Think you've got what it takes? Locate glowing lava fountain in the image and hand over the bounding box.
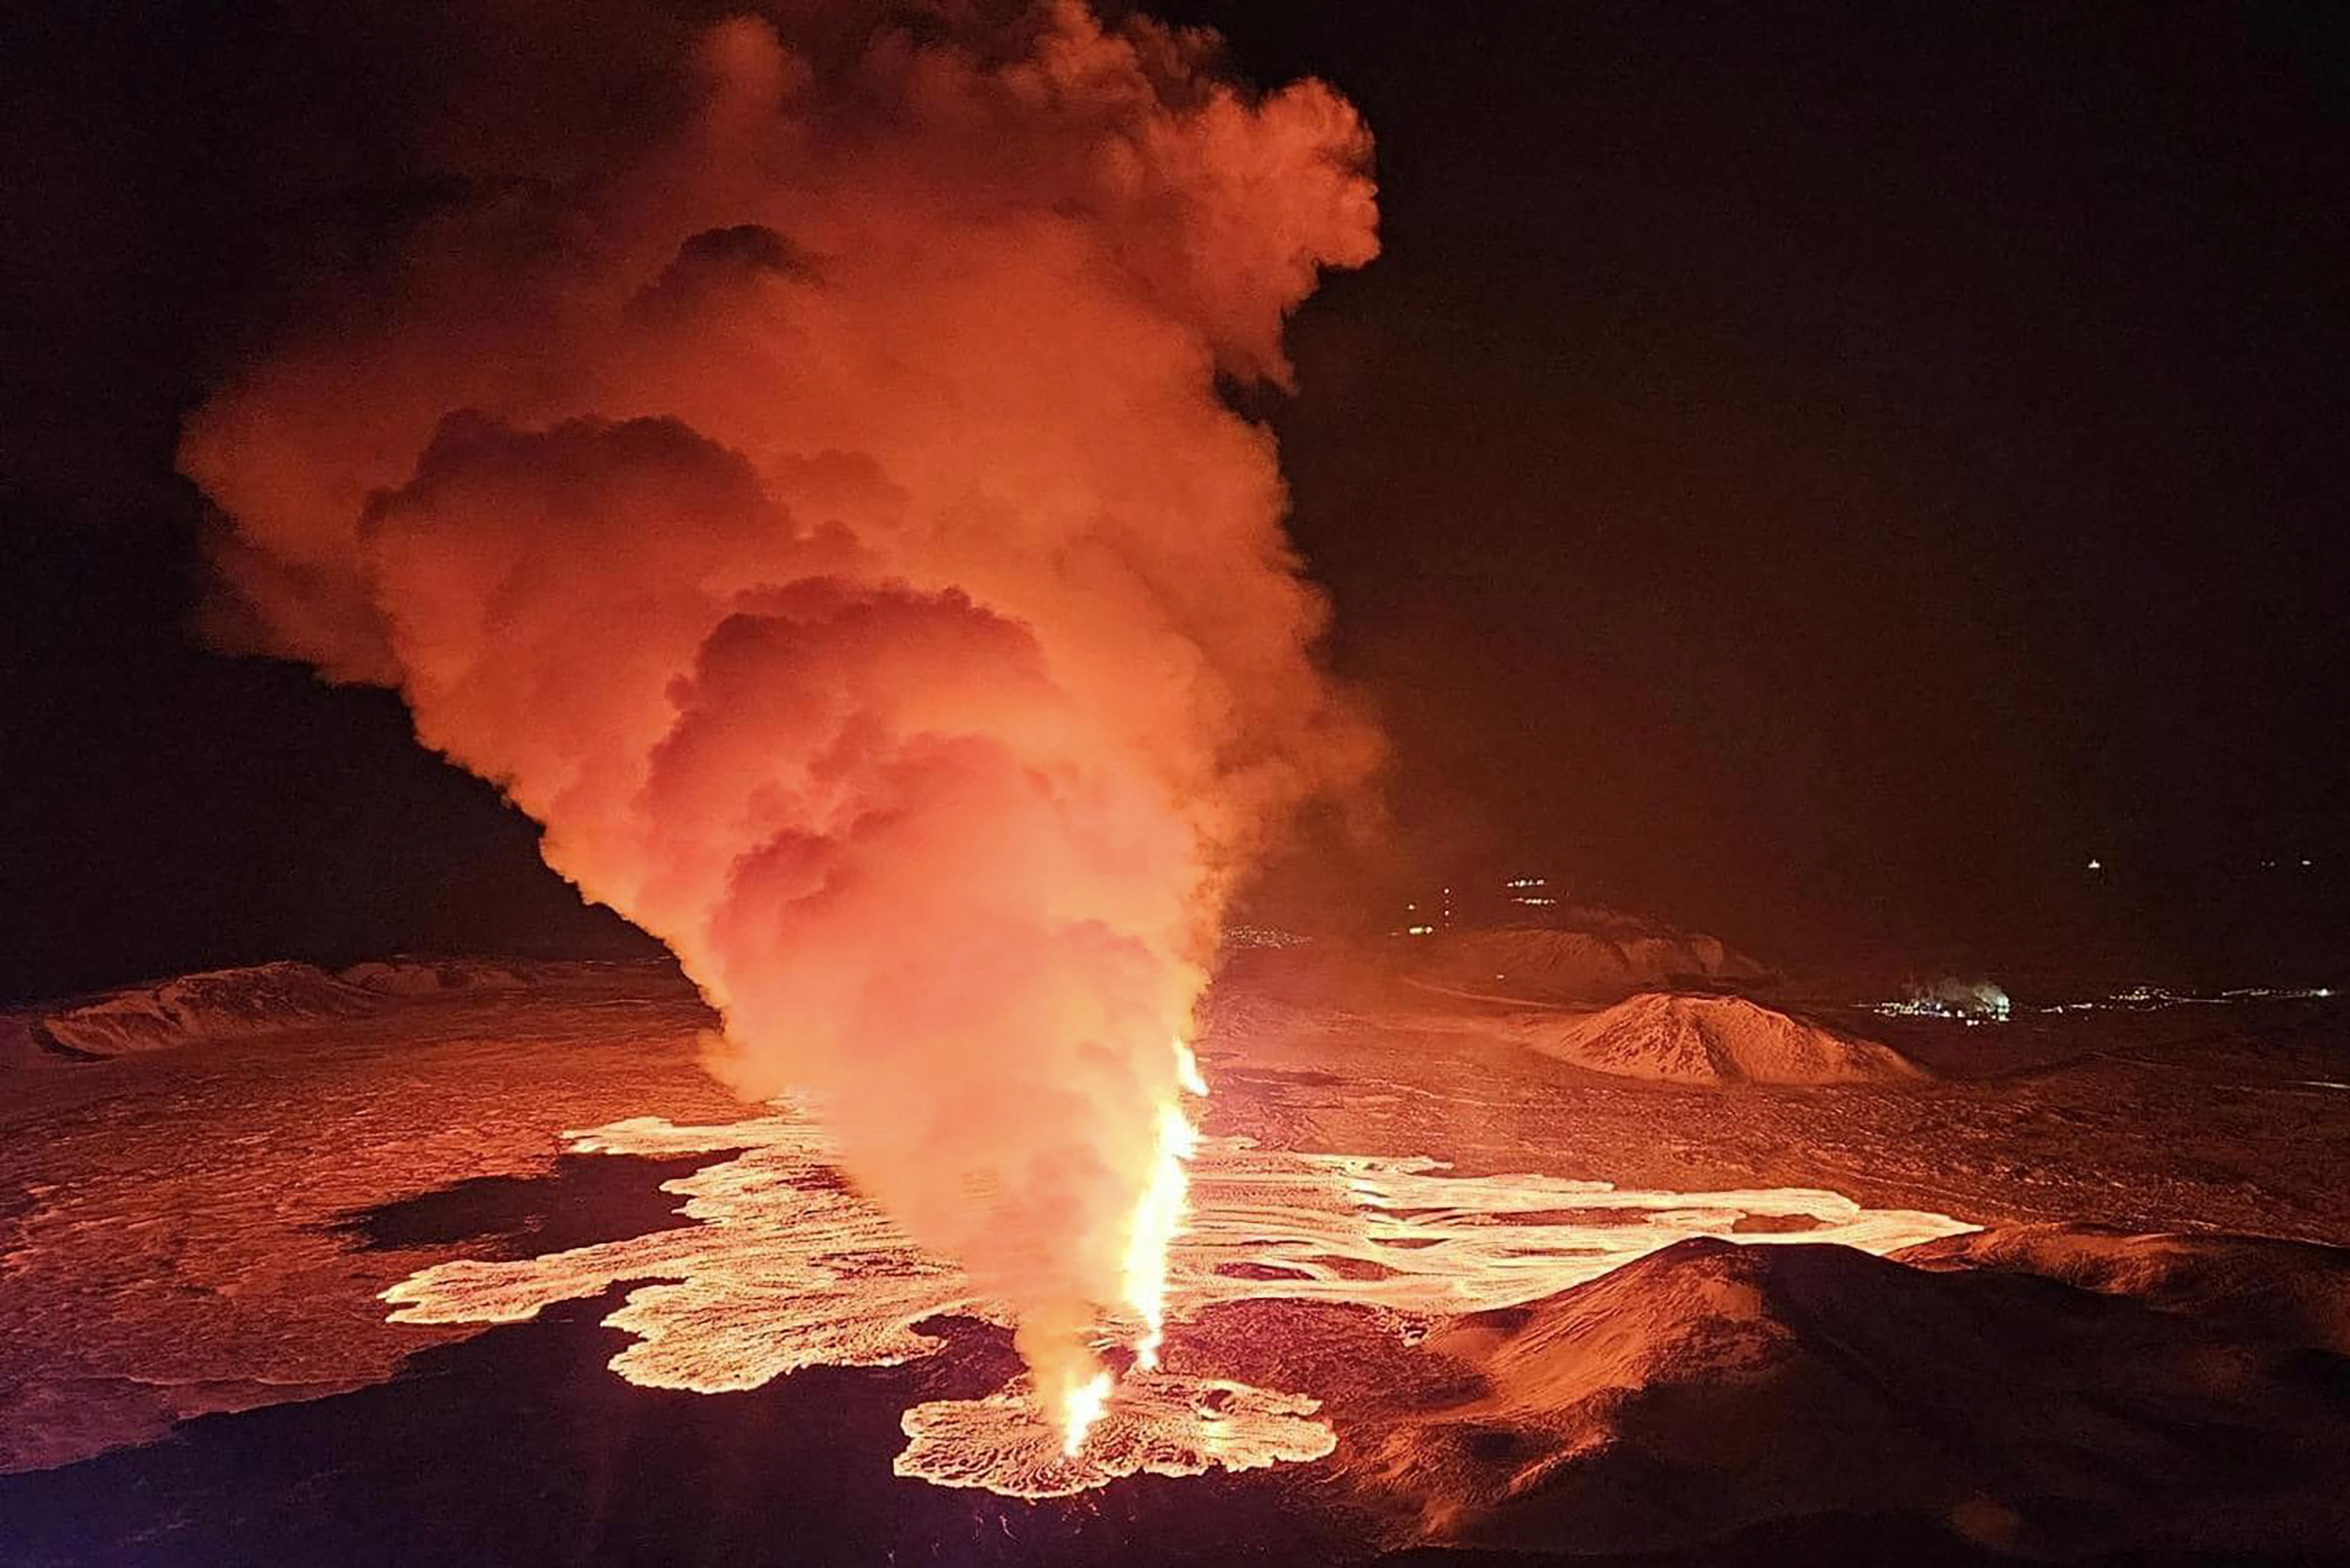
[1064,1037,1209,1450]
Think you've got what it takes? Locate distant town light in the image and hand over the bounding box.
[1225,924,1307,950]
[1873,980,2012,1026]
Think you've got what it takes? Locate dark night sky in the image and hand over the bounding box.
[6,2,2349,1000]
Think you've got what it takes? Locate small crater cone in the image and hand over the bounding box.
[1524,993,1927,1085]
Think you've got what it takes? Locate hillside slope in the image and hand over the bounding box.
[1365,1233,2350,1557]
[1514,993,1926,1085]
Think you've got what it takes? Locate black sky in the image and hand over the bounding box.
[6,1,2348,999]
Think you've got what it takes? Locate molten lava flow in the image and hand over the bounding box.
[901,1373,1337,1499]
[383,1105,1977,1497]
[179,2,1379,1421]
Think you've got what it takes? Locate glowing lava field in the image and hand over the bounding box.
[6,951,2349,1564]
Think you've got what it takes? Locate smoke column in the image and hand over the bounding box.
[180,1,1377,1421]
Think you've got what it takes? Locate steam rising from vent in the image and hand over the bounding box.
[180,1,1377,1425]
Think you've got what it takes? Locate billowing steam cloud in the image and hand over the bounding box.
[180,2,1377,1419]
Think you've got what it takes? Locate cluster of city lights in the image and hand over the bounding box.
[1866,979,2013,1026]
[1503,874,1558,908]
[1869,992,2013,1026]
[1876,982,2337,1023]
[1223,924,1308,950]
[2039,984,2337,1013]
[1395,873,1563,936]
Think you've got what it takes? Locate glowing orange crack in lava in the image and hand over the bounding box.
[381,1097,1974,1497]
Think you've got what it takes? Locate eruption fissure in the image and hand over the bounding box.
[181,0,1378,1425]
[383,1105,1978,1497]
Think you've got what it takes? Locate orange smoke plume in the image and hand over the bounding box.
[180,1,1377,1418]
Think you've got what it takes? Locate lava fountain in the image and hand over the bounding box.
[180,1,1378,1436]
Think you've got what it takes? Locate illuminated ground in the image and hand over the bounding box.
[4,955,2348,1563]
[377,1107,1968,1497]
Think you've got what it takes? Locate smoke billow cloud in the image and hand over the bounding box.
[179,1,1377,1410]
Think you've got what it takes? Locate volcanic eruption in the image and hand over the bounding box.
[178,0,1378,1441]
